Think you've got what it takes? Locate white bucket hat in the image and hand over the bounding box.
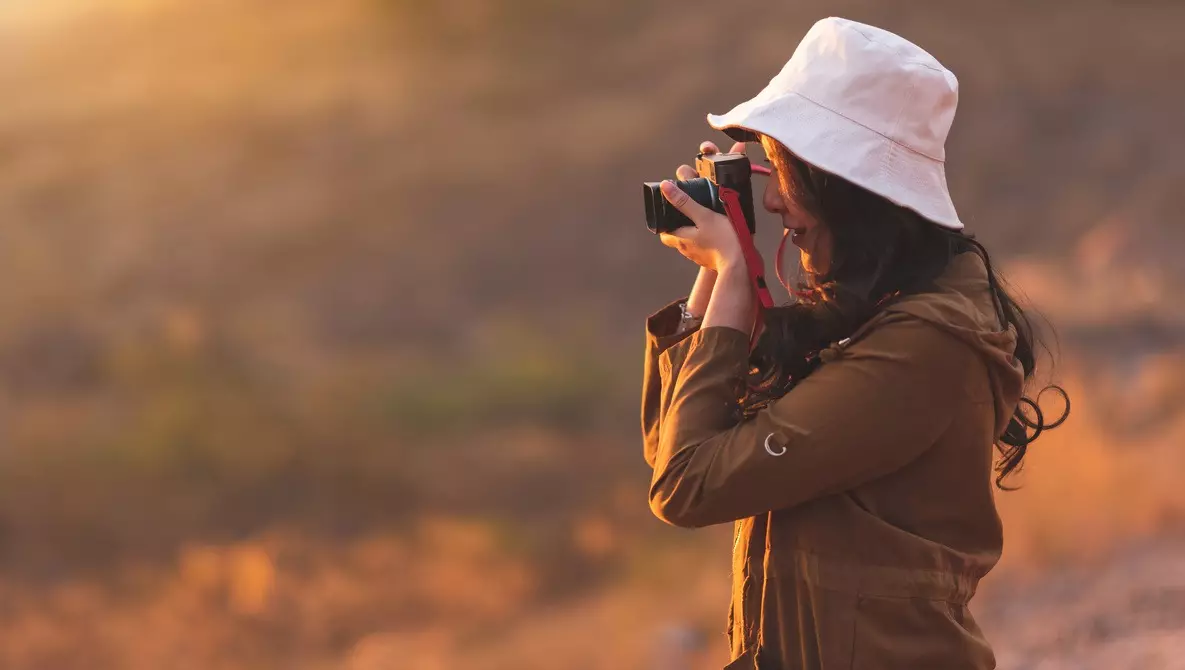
[708,17,964,230]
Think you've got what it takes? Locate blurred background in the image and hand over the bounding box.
[1,0,1184,668]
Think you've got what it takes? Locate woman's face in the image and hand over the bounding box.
[760,141,833,276]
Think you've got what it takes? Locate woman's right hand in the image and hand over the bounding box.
[680,140,749,318]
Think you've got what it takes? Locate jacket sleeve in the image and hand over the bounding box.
[648,316,970,528]
[641,298,702,468]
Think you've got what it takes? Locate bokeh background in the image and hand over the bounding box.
[2,1,1184,668]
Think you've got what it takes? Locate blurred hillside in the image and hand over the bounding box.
[1,0,1184,667]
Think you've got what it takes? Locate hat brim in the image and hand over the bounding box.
[708,92,963,230]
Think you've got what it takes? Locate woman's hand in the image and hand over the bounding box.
[681,141,740,317]
[663,141,760,337]
[659,141,754,274]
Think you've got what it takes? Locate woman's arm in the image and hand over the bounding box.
[643,218,754,471]
[702,263,757,335]
[685,266,716,320]
[642,139,750,468]
[647,315,971,528]
[640,268,713,469]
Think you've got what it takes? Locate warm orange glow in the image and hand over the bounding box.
[0,0,1181,667]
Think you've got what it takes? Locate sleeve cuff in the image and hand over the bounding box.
[646,297,698,352]
[682,326,751,367]
[659,325,752,380]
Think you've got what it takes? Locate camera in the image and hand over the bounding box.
[642,152,758,235]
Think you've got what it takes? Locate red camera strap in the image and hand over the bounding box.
[719,186,773,351]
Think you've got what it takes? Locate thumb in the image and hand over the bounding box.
[660,180,712,226]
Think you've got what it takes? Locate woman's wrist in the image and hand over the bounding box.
[686,266,717,317]
[702,264,756,334]
[715,250,748,275]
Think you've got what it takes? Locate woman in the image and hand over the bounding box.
[641,17,1068,669]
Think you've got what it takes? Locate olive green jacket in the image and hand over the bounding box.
[641,253,1024,669]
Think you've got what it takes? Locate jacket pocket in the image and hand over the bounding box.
[851,595,993,670]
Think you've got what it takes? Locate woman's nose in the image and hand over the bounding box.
[762,176,786,214]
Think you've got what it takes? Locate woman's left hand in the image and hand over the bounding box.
[658,177,749,272]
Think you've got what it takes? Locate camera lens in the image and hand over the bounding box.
[642,178,719,234]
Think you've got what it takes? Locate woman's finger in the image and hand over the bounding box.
[659,180,714,227]
[699,141,721,155]
[659,209,701,245]
[729,141,747,155]
[659,231,696,251]
[675,164,697,180]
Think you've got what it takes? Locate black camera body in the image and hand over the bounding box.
[643,153,757,235]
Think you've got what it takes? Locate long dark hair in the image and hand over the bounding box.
[744,137,1069,488]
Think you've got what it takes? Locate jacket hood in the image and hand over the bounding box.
[880,252,1025,437]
